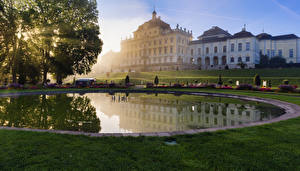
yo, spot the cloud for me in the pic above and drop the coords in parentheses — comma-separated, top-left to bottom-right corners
(272, 0, 300, 20)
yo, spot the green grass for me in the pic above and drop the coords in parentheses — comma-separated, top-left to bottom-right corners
(97, 68, 300, 86)
(0, 88, 300, 169)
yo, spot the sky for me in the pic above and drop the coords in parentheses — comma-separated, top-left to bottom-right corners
(97, 0, 300, 56)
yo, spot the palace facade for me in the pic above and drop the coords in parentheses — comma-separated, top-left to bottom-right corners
(105, 10, 300, 72)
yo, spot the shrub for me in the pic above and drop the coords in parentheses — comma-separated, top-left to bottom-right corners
(259, 87, 273, 92)
(217, 74, 223, 86)
(47, 83, 58, 88)
(278, 85, 295, 92)
(29, 86, 39, 89)
(221, 85, 233, 89)
(154, 76, 159, 86)
(206, 84, 217, 89)
(236, 84, 253, 90)
(253, 74, 261, 86)
(172, 83, 182, 88)
(228, 79, 233, 85)
(0, 86, 7, 90)
(9, 83, 22, 89)
(282, 80, 289, 85)
(146, 83, 154, 88)
(125, 75, 130, 85)
(109, 83, 116, 88)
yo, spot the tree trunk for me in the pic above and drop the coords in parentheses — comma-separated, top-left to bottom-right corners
(56, 73, 62, 85)
(43, 68, 48, 84)
(42, 50, 49, 84)
(11, 37, 18, 84)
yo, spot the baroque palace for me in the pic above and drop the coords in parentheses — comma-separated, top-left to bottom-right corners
(103, 10, 300, 72)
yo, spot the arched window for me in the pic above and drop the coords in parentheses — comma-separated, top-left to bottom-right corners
(190, 58, 194, 64)
(222, 56, 227, 65)
(238, 57, 242, 62)
(213, 56, 219, 65)
(230, 57, 234, 63)
(197, 58, 202, 65)
(205, 57, 210, 66)
(214, 46, 218, 53)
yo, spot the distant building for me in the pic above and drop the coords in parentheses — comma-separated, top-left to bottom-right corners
(103, 11, 300, 72)
(117, 10, 193, 72)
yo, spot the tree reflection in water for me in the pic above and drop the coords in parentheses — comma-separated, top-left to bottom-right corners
(0, 94, 100, 133)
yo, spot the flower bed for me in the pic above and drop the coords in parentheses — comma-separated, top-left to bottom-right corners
(278, 85, 296, 93)
(236, 84, 253, 90)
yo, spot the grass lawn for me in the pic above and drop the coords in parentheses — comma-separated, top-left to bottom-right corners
(95, 68, 300, 87)
(0, 88, 300, 170)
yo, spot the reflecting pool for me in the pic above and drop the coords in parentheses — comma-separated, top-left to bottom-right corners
(0, 93, 285, 133)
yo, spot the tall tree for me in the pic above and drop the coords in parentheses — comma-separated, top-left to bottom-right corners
(51, 0, 102, 84)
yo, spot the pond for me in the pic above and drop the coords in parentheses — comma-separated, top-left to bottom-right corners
(0, 93, 285, 133)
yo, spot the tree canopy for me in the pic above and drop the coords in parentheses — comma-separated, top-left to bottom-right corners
(0, 0, 102, 84)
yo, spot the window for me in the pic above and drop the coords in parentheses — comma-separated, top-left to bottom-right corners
(246, 56, 250, 62)
(164, 47, 167, 54)
(170, 37, 174, 43)
(214, 46, 218, 53)
(246, 42, 250, 51)
(170, 46, 173, 53)
(231, 43, 234, 52)
(159, 47, 162, 55)
(206, 47, 209, 54)
(165, 39, 168, 44)
(154, 48, 157, 55)
(154, 40, 156, 45)
(230, 57, 234, 63)
(271, 50, 275, 57)
(223, 46, 227, 53)
(278, 49, 282, 57)
(198, 48, 201, 55)
(289, 49, 294, 58)
(238, 43, 242, 52)
(238, 57, 242, 62)
(191, 49, 194, 56)
(267, 49, 270, 57)
(159, 40, 162, 45)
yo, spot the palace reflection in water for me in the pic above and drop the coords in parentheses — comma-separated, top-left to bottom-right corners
(0, 93, 284, 133)
(87, 93, 284, 133)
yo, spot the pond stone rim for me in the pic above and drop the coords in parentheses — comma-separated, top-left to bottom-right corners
(0, 89, 299, 137)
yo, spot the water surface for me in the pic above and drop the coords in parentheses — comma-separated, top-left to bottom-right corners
(0, 93, 285, 133)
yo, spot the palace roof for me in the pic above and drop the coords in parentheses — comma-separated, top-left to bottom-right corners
(256, 33, 273, 40)
(231, 29, 255, 39)
(256, 33, 298, 40)
(197, 26, 231, 39)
